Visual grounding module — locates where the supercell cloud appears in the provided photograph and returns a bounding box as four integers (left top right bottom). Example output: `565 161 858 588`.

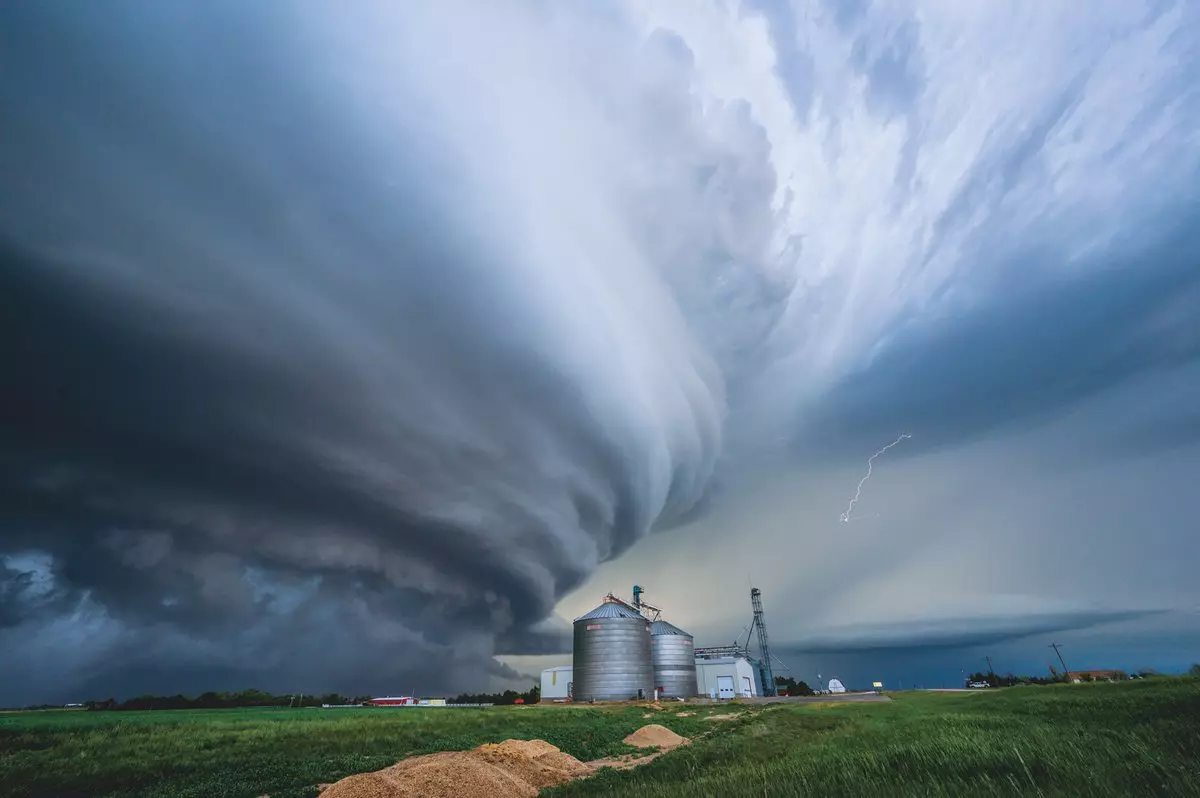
2 0 1198 702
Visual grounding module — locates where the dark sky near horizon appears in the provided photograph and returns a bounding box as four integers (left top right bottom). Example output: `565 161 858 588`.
2 0 1199 705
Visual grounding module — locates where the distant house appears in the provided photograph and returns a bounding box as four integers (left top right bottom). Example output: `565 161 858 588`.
1067 670 1125 683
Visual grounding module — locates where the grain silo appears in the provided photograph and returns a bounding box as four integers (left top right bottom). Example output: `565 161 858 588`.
572 595 654 701
650 619 698 698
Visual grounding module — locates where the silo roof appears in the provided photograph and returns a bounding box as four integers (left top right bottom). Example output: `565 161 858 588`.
650 619 691 636
575 601 645 621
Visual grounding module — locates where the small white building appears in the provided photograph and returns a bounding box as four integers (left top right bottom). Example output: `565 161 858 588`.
540 666 573 701
695 657 758 699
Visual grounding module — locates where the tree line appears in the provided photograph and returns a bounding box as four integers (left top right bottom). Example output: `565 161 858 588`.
79 683 544 711
448 684 540 705
964 667 1176 688
84 689 371 711
774 676 815 696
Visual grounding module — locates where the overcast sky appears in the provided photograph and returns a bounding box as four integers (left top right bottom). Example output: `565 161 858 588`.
2 0 1198 705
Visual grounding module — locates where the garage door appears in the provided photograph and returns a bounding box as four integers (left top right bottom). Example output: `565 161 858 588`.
717 675 735 699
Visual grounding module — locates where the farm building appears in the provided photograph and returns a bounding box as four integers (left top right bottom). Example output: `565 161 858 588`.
540 651 760 702
695 656 759 699
1067 670 1126 683
540 666 573 700
546 585 778 702
368 696 417 706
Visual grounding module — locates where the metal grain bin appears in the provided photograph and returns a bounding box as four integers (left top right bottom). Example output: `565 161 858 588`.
650 619 698 698
572 597 654 701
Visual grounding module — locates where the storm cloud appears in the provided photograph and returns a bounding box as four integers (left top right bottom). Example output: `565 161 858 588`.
3 0 1199 703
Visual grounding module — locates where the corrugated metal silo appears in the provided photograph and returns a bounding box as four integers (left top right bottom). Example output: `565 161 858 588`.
650 619 698 698
572 597 654 701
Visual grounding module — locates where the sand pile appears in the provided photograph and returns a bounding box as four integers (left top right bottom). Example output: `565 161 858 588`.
589 724 693 771
318 739 592 798
623 724 690 750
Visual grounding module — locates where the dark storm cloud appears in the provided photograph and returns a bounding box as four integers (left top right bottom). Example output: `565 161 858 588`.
0 557 65 628
494 618 572 657
0 3 726 703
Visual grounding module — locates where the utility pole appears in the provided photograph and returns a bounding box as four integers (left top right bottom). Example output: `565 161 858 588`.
1049 643 1070 680
985 655 996 682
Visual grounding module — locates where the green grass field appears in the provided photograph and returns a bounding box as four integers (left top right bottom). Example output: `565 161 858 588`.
2 678 1197 798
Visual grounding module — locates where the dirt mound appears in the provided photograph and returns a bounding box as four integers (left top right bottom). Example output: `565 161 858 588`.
677 711 695 717
623 724 690 749
703 712 741 722
318 739 592 798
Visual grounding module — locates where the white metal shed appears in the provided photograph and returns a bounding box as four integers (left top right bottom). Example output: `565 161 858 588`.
695 656 757 699
540 666 573 701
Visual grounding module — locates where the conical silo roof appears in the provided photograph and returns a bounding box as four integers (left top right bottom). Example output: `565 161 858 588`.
575 600 644 622
650 619 690 636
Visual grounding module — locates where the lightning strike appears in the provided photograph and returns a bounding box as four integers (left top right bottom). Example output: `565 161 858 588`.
840 434 912 523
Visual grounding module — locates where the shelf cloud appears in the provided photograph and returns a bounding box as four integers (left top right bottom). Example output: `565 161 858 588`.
2 0 1198 703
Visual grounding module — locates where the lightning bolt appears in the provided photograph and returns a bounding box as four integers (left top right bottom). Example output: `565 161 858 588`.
840 433 912 523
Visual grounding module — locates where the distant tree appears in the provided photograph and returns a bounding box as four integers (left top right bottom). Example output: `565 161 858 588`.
317 693 351 706
1188 664 1200 677
773 676 812 696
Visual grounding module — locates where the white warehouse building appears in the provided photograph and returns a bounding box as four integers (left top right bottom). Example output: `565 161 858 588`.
695 656 758 699
540 656 759 701
540 665 574 701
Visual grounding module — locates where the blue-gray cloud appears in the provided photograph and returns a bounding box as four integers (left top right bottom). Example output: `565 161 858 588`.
2 0 1199 705
803 218 1200 453
790 609 1165 653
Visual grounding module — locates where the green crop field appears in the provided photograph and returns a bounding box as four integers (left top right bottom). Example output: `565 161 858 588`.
2 678 1198 798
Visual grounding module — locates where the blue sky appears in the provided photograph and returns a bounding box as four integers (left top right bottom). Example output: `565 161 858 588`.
1 0 1198 704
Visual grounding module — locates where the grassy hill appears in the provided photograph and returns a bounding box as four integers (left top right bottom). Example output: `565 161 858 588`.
551 679 1200 797
1 678 1197 797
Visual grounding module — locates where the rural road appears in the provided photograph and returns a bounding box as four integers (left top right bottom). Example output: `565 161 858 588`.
743 692 891 704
